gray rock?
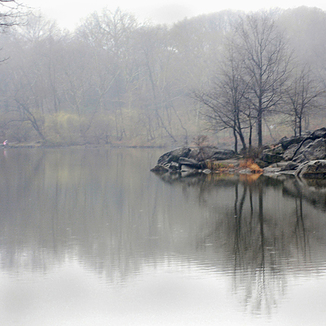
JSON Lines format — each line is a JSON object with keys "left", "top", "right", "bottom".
{"left": 157, "top": 146, "right": 234, "bottom": 166}
{"left": 310, "top": 127, "right": 326, "bottom": 139}
{"left": 202, "top": 169, "right": 211, "bottom": 174}
{"left": 292, "top": 138, "right": 326, "bottom": 163}
{"left": 260, "top": 144, "right": 284, "bottom": 164}
{"left": 211, "top": 149, "right": 236, "bottom": 160}
{"left": 261, "top": 151, "right": 283, "bottom": 164}
{"left": 169, "top": 162, "right": 180, "bottom": 172}
{"left": 179, "top": 157, "right": 203, "bottom": 169}
{"left": 281, "top": 161, "right": 299, "bottom": 171}
{"left": 296, "top": 160, "right": 326, "bottom": 179}
{"left": 150, "top": 165, "right": 169, "bottom": 174}
{"left": 283, "top": 143, "right": 300, "bottom": 161}
{"left": 157, "top": 147, "right": 191, "bottom": 165}
{"left": 278, "top": 135, "right": 305, "bottom": 150}
{"left": 188, "top": 146, "right": 219, "bottom": 161}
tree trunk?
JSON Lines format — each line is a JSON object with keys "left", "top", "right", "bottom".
{"left": 248, "top": 122, "right": 253, "bottom": 150}
{"left": 257, "top": 110, "right": 263, "bottom": 147}
{"left": 298, "top": 117, "right": 302, "bottom": 137}
{"left": 238, "top": 130, "right": 247, "bottom": 151}
{"left": 233, "top": 128, "right": 238, "bottom": 153}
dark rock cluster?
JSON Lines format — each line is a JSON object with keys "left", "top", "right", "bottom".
{"left": 151, "top": 127, "right": 326, "bottom": 179}
{"left": 260, "top": 127, "right": 326, "bottom": 178}
{"left": 151, "top": 146, "right": 236, "bottom": 177}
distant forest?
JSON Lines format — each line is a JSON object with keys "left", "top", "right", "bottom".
{"left": 1, "top": 6, "right": 326, "bottom": 148}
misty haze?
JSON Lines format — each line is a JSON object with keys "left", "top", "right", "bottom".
{"left": 1, "top": 2, "right": 326, "bottom": 326}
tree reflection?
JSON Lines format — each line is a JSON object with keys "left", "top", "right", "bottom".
{"left": 200, "top": 174, "right": 326, "bottom": 315}
{"left": 0, "top": 149, "right": 326, "bottom": 317}
{"left": 157, "top": 171, "right": 326, "bottom": 314}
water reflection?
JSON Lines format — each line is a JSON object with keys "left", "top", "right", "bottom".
{"left": 155, "top": 172, "right": 326, "bottom": 315}
{"left": 0, "top": 148, "right": 326, "bottom": 323}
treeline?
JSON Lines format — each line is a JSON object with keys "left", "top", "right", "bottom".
{"left": 0, "top": 6, "right": 326, "bottom": 147}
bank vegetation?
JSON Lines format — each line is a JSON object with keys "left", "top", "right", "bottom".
{"left": 0, "top": 6, "right": 326, "bottom": 148}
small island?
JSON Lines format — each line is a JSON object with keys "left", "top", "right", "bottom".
{"left": 151, "top": 127, "right": 326, "bottom": 180}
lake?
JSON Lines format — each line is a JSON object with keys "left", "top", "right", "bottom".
{"left": 0, "top": 147, "right": 326, "bottom": 326}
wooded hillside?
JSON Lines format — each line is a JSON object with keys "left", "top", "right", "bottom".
{"left": 0, "top": 6, "right": 325, "bottom": 148}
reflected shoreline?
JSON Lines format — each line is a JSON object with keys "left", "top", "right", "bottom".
{"left": 1, "top": 148, "right": 326, "bottom": 317}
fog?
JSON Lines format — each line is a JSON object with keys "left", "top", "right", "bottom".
{"left": 21, "top": 0, "right": 326, "bottom": 29}
{"left": 0, "top": 5, "right": 326, "bottom": 148}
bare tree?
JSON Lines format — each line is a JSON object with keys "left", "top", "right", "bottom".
{"left": 77, "top": 8, "right": 139, "bottom": 141}
{"left": 235, "top": 12, "right": 292, "bottom": 147}
{"left": 2, "top": 7, "right": 326, "bottom": 147}
{"left": 194, "top": 40, "right": 249, "bottom": 153}
{"left": 194, "top": 13, "right": 292, "bottom": 151}
{"left": 0, "top": 0, "right": 21, "bottom": 29}
{"left": 284, "top": 66, "right": 324, "bottom": 136}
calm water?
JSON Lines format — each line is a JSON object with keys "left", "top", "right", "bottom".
{"left": 1, "top": 147, "right": 326, "bottom": 326}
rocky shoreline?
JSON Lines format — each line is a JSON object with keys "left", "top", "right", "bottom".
{"left": 151, "top": 127, "right": 326, "bottom": 179}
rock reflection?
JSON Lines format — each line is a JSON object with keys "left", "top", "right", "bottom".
{"left": 0, "top": 148, "right": 326, "bottom": 317}
{"left": 158, "top": 172, "right": 326, "bottom": 314}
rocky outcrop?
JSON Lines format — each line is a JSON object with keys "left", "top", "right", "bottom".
{"left": 260, "top": 144, "right": 284, "bottom": 164}
{"left": 151, "top": 146, "right": 236, "bottom": 176}
{"left": 152, "top": 128, "right": 326, "bottom": 179}
{"left": 278, "top": 135, "right": 305, "bottom": 151}
{"left": 286, "top": 137, "right": 326, "bottom": 163}
{"left": 157, "top": 147, "right": 192, "bottom": 165}
{"left": 260, "top": 128, "right": 326, "bottom": 164}
{"left": 259, "top": 127, "right": 326, "bottom": 178}
{"left": 295, "top": 160, "right": 326, "bottom": 178}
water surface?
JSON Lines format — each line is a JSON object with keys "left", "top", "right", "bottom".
{"left": 0, "top": 147, "right": 326, "bottom": 325}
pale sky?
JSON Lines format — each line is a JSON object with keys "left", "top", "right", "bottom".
{"left": 20, "top": 0, "right": 326, "bottom": 30}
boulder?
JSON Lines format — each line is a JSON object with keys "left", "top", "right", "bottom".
{"left": 296, "top": 160, "right": 326, "bottom": 179}
{"left": 185, "top": 146, "right": 235, "bottom": 161}
{"left": 260, "top": 144, "right": 284, "bottom": 164}
{"left": 179, "top": 157, "right": 203, "bottom": 169}
{"left": 283, "top": 143, "right": 299, "bottom": 161}
{"left": 310, "top": 127, "right": 326, "bottom": 139}
{"left": 168, "top": 161, "right": 180, "bottom": 172}
{"left": 278, "top": 135, "right": 305, "bottom": 151}
{"left": 261, "top": 127, "right": 326, "bottom": 167}
{"left": 152, "top": 128, "right": 326, "bottom": 179}
{"left": 152, "top": 146, "right": 236, "bottom": 177}
{"left": 291, "top": 138, "right": 326, "bottom": 163}
{"left": 150, "top": 164, "right": 169, "bottom": 174}
{"left": 261, "top": 152, "right": 283, "bottom": 164}
{"left": 281, "top": 161, "right": 299, "bottom": 171}
{"left": 211, "top": 149, "right": 236, "bottom": 160}
{"left": 155, "top": 146, "right": 235, "bottom": 168}
{"left": 157, "top": 147, "right": 191, "bottom": 165}
{"left": 187, "top": 146, "right": 219, "bottom": 161}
